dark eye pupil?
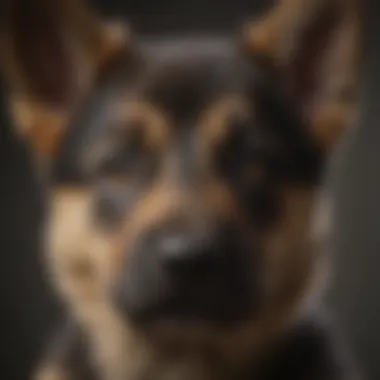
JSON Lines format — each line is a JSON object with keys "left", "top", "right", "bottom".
{"left": 95, "top": 192, "right": 123, "bottom": 228}
{"left": 93, "top": 180, "right": 141, "bottom": 230}
{"left": 96, "top": 129, "right": 146, "bottom": 177}
{"left": 218, "top": 124, "right": 268, "bottom": 176}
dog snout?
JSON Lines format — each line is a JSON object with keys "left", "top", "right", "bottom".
{"left": 142, "top": 217, "right": 218, "bottom": 277}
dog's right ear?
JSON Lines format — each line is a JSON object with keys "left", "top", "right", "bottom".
{"left": 0, "top": 0, "right": 132, "bottom": 158}
{"left": 242, "top": 0, "right": 362, "bottom": 153}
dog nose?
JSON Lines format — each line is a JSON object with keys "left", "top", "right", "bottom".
{"left": 152, "top": 227, "right": 217, "bottom": 274}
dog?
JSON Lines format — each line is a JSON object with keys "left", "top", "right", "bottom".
{"left": 0, "top": 0, "right": 363, "bottom": 379}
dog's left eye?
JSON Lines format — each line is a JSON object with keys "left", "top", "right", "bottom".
{"left": 95, "top": 128, "right": 154, "bottom": 179}
{"left": 97, "top": 145, "right": 140, "bottom": 177}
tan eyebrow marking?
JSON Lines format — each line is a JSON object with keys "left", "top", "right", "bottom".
{"left": 115, "top": 100, "right": 171, "bottom": 152}
{"left": 199, "top": 95, "right": 253, "bottom": 148}
{"left": 198, "top": 95, "right": 253, "bottom": 168}
{"left": 83, "top": 100, "right": 171, "bottom": 173}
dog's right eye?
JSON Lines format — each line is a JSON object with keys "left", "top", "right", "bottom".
{"left": 217, "top": 122, "right": 269, "bottom": 176}
{"left": 93, "top": 180, "right": 140, "bottom": 229}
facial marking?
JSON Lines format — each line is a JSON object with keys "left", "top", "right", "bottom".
{"left": 198, "top": 95, "right": 252, "bottom": 162}
{"left": 42, "top": 45, "right": 323, "bottom": 344}
{"left": 116, "top": 101, "right": 171, "bottom": 153}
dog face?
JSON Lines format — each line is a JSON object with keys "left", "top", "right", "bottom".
{"left": 1, "top": 0, "right": 361, "bottom": 346}
{"left": 49, "top": 43, "right": 325, "bottom": 327}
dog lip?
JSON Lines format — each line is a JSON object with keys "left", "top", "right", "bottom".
{"left": 116, "top": 275, "right": 259, "bottom": 327}
{"left": 126, "top": 300, "right": 257, "bottom": 328}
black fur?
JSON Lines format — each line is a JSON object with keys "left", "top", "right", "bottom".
{"left": 45, "top": 315, "right": 355, "bottom": 380}
{"left": 40, "top": 319, "right": 99, "bottom": 380}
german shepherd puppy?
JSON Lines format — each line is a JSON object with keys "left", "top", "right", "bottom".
{"left": 1, "top": 0, "right": 363, "bottom": 379}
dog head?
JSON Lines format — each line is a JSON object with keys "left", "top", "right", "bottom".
{"left": 1, "top": 0, "right": 362, "bottom": 363}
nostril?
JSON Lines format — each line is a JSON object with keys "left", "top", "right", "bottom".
{"left": 157, "top": 232, "right": 216, "bottom": 274}
{"left": 158, "top": 235, "right": 189, "bottom": 260}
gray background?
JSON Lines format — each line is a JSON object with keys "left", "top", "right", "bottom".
{"left": 1, "top": 0, "right": 379, "bottom": 379}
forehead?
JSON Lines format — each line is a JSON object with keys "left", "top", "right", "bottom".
{"left": 54, "top": 37, "right": 256, "bottom": 177}
{"left": 137, "top": 36, "right": 257, "bottom": 118}
{"left": 71, "top": 36, "right": 259, "bottom": 132}
{"left": 54, "top": 36, "right": 320, "bottom": 183}
{"left": 60, "top": 36, "right": 262, "bottom": 153}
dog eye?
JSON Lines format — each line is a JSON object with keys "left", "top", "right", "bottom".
{"left": 95, "top": 128, "right": 152, "bottom": 178}
{"left": 97, "top": 146, "right": 139, "bottom": 176}
{"left": 93, "top": 180, "right": 141, "bottom": 229}
{"left": 94, "top": 183, "right": 126, "bottom": 228}
{"left": 218, "top": 125, "right": 269, "bottom": 174}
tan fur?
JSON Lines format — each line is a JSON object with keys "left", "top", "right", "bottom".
{"left": 117, "top": 101, "right": 171, "bottom": 153}
{"left": 244, "top": 0, "right": 330, "bottom": 64}
{"left": 34, "top": 365, "right": 69, "bottom": 380}
{"left": 9, "top": 98, "right": 67, "bottom": 158}
{"left": 309, "top": 0, "right": 362, "bottom": 151}
{"left": 199, "top": 96, "right": 251, "bottom": 152}
{"left": 311, "top": 102, "right": 358, "bottom": 151}
{"left": 261, "top": 188, "right": 317, "bottom": 308}
{"left": 82, "top": 101, "right": 171, "bottom": 175}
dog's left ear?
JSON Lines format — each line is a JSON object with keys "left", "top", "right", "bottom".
{"left": 243, "top": 0, "right": 363, "bottom": 152}
{"left": 0, "top": 0, "right": 131, "bottom": 158}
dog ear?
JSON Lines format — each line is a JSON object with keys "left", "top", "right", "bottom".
{"left": 243, "top": 0, "right": 363, "bottom": 152}
{"left": 0, "top": 0, "right": 131, "bottom": 157}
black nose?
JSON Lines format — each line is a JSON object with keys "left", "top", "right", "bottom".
{"left": 116, "top": 221, "right": 257, "bottom": 324}
{"left": 149, "top": 225, "right": 217, "bottom": 275}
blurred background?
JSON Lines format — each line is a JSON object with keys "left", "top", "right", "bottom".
{"left": 1, "top": 0, "right": 379, "bottom": 379}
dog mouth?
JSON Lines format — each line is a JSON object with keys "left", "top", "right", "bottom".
{"left": 137, "top": 291, "right": 257, "bottom": 327}
{"left": 119, "top": 289, "right": 258, "bottom": 330}
{"left": 114, "top": 249, "right": 260, "bottom": 327}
